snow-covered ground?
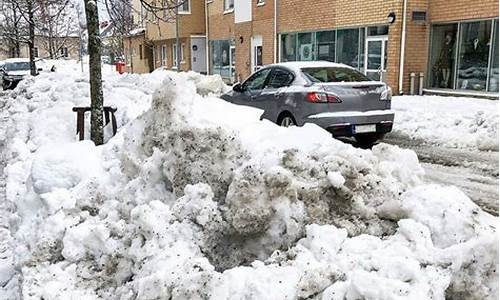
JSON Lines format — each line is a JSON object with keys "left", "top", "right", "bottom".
{"left": 0, "top": 62, "right": 497, "bottom": 299}
{"left": 392, "top": 95, "right": 499, "bottom": 151}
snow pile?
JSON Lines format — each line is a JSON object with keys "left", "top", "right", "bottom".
{"left": 392, "top": 95, "right": 499, "bottom": 151}
{"left": 0, "top": 69, "right": 497, "bottom": 299}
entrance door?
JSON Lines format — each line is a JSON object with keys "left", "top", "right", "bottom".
{"left": 190, "top": 37, "right": 207, "bottom": 74}
{"left": 251, "top": 35, "right": 263, "bottom": 72}
{"left": 365, "top": 37, "right": 388, "bottom": 81}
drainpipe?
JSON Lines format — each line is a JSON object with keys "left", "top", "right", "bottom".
{"left": 398, "top": 0, "right": 408, "bottom": 94}
{"left": 205, "top": 0, "right": 210, "bottom": 74}
{"left": 273, "top": 0, "right": 278, "bottom": 63}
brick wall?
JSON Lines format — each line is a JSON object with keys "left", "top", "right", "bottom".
{"left": 151, "top": 37, "right": 192, "bottom": 71}
{"left": 146, "top": 0, "right": 206, "bottom": 41}
{"left": 124, "top": 34, "right": 152, "bottom": 74}
{"left": 429, "top": 0, "right": 498, "bottom": 22}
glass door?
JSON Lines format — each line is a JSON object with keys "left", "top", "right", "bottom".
{"left": 365, "top": 37, "right": 388, "bottom": 81}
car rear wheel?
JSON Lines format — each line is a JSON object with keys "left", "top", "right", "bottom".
{"left": 354, "top": 133, "right": 384, "bottom": 147}
{"left": 278, "top": 114, "right": 296, "bottom": 127}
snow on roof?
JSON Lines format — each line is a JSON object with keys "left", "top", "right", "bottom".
{"left": 5, "top": 58, "right": 30, "bottom": 63}
{"left": 128, "top": 27, "right": 146, "bottom": 37}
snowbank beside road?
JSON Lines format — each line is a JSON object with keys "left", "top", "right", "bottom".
{"left": 0, "top": 67, "right": 497, "bottom": 299}
{"left": 392, "top": 95, "right": 499, "bottom": 151}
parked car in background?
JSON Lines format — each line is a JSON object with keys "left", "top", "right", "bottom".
{"left": 1, "top": 58, "right": 39, "bottom": 90}
{"left": 221, "top": 61, "right": 394, "bottom": 146}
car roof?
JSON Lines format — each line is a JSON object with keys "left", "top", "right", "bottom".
{"left": 5, "top": 58, "right": 30, "bottom": 63}
{"left": 268, "top": 61, "right": 354, "bottom": 72}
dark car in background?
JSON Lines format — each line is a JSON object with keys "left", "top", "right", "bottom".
{"left": 221, "top": 61, "right": 394, "bottom": 146}
{"left": 1, "top": 58, "right": 38, "bottom": 90}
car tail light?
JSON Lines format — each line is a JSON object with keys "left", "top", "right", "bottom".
{"left": 306, "top": 92, "right": 342, "bottom": 103}
{"left": 380, "top": 86, "right": 392, "bottom": 101}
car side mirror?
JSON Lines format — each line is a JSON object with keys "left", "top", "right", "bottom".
{"left": 233, "top": 82, "right": 244, "bottom": 93}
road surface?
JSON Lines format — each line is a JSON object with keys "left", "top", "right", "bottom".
{"left": 383, "top": 132, "right": 499, "bottom": 216}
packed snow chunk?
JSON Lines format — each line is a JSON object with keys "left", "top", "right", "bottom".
{"left": 62, "top": 219, "right": 110, "bottom": 262}
{"left": 31, "top": 141, "right": 103, "bottom": 194}
{"left": 400, "top": 184, "right": 496, "bottom": 248}
{"left": 392, "top": 95, "right": 499, "bottom": 151}
{"left": 327, "top": 171, "right": 345, "bottom": 189}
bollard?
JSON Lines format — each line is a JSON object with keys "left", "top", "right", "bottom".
{"left": 418, "top": 73, "right": 424, "bottom": 95}
{"left": 409, "top": 73, "right": 416, "bottom": 95}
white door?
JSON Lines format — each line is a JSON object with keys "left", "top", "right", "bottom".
{"left": 251, "top": 35, "right": 263, "bottom": 72}
{"left": 191, "top": 37, "right": 207, "bottom": 74}
{"left": 365, "top": 36, "right": 388, "bottom": 82}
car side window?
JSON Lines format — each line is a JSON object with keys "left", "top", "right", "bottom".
{"left": 267, "top": 68, "right": 294, "bottom": 88}
{"left": 243, "top": 68, "right": 271, "bottom": 91}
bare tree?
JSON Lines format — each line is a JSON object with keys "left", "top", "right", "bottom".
{"left": 0, "top": 0, "right": 28, "bottom": 58}
{"left": 1, "top": 0, "right": 70, "bottom": 75}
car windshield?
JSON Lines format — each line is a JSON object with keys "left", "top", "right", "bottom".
{"left": 301, "top": 67, "right": 370, "bottom": 83}
{"left": 4, "top": 62, "right": 30, "bottom": 72}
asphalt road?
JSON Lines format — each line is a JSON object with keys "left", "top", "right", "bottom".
{"left": 383, "top": 132, "right": 499, "bottom": 216}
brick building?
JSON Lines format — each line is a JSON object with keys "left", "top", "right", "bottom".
{"left": 130, "top": 0, "right": 499, "bottom": 96}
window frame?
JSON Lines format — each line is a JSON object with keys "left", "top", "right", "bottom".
{"left": 266, "top": 67, "right": 295, "bottom": 89}
{"left": 223, "top": 0, "right": 234, "bottom": 13}
{"left": 178, "top": 0, "right": 191, "bottom": 14}
{"left": 242, "top": 67, "right": 272, "bottom": 92}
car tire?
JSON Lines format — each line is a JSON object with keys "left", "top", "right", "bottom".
{"left": 277, "top": 113, "right": 296, "bottom": 127}
{"left": 354, "top": 133, "right": 384, "bottom": 147}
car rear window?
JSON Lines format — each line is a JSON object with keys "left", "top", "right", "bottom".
{"left": 5, "top": 62, "right": 30, "bottom": 71}
{"left": 301, "top": 67, "right": 370, "bottom": 83}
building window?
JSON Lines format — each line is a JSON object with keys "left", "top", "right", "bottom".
{"left": 316, "top": 31, "right": 335, "bottom": 62}
{"left": 181, "top": 43, "right": 186, "bottom": 62}
{"left": 161, "top": 45, "right": 167, "bottom": 66}
{"left": 297, "top": 32, "right": 314, "bottom": 61}
{"left": 336, "top": 29, "right": 360, "bottom": 68}
{"left": 33, "top": 47, "right": 39, "bottom": 57}
{"left": 224, "top": 0, "right": 234, "bottom": 12}
{"left": 489, "top": 20, "right": 498, "bottom": 92}
{"left": 178, "top": 0, "right": 190, "bottom": 13}
{"left": 60, "top": 47, "right": 68, "bottom": 58}
{"left": 173, "top": 44, "right": 177, "bottom": 66}
{"left": 457, "top": 20, "right": 492, "bottom": 91}
{"left": 280, "top": 33, "right": 297, "bottom": 62}
{"left": 210, "top": 40, "right": 233, "bottom": 80}
{"left": 429, "top": 24, "right": 458, "bottom": 89}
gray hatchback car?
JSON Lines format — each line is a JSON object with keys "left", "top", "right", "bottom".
{"left": 221, "top": 61, "right": 394, "bottom": 146}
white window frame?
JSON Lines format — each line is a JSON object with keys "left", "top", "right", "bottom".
{"left": 181, "top": 43, "right": 186, "bottom": 63}
{"left": 178, "top": 0, "right": 191, "bottom": 14}
{"left": 173, "top": 44, "right": 178, "bottom": 67}
{"left": 161, "top": 45, "right": 167, "bottom": 66}
{"left": 223, "top": 0, "right": 234, "bottom": 13}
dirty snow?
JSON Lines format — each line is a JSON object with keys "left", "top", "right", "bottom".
{"left": 392, "top": 95, "right": 499, "bottom": 151}
{"left": 0, "top": 62, "right": 497, "bottom": 299}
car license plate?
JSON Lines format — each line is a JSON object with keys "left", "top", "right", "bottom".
{"left": 354, "top": 124, "right": 376, "bottom": 134}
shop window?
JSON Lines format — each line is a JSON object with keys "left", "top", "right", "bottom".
{"left": 298, "top": 32, "right": 314, "bottom": 61}
{"left": 316, "top": 31, "right": 335, "bottom": 62}
{"left": 280, "top": 33, "right": 297, "bottom": 62}
{"left": 429, "top": 24, "right": 458, "bottom": 89}
{"left": 336, "top": 28, "right": 359, "bottom": 68}
{"left": 489, "top": 20, "right": 498, "bottom": 92}
{"left": 457, "top": 20, "right": 492, "bottom": 91}
{"left": 358, "top": 28, "right": 365, "bottom": 72}
{"left": 161, "top": 45, "right": 167, "bottom": 66}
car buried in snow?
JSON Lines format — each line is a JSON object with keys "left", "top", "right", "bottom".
{"left": 1, "top": 58, "right": 40, "bottom": 90}
{"left": 221, "top": 61, "right": 395, "bottom": 146}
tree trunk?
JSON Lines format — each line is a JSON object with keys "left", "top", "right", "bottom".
{"left": 84, "top": 0, "right": 104, "bottom": 145}
{"left": 27, "top": 2, "right": 36, "bottom": 76}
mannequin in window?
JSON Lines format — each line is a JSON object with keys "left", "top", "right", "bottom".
{"left": 434, "top": 32, "right": 455, "bottom": 88}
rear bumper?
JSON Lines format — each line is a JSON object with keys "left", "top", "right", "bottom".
{"left": 305, "top": 110, "right": 395, "bottom": 137}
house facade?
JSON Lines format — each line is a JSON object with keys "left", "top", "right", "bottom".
{"left": 129, "top": 0, "right": 499, "bottom": 96}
